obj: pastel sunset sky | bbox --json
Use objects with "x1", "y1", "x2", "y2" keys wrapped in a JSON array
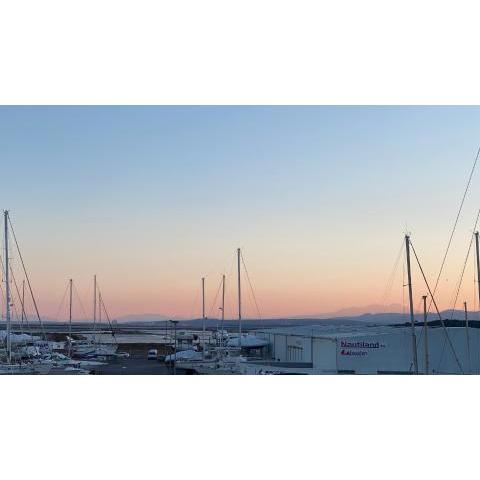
[{"x1": 2, "y1": 106, "x2": 480, "y2": 321}]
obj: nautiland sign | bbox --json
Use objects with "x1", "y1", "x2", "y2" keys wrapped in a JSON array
[{"x1": 339, "y1": 340, "x2": 386, "y2": 357}]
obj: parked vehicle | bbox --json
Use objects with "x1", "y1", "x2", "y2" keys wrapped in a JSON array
[{"x1": 147, "y1": 349, "x2": 158, "y2": 360}]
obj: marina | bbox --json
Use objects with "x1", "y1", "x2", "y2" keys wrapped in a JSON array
[
  {"x1": 2, "y1": 109, "x2": 480, "y2": 376},
  {"x1": 3, "y1": 213, "x2": 480, "y2": 374},
  {"x1": 6, "y1": 320, "x2": 479, "y2": 375}
]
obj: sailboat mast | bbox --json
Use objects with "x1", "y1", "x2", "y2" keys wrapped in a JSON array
[
  {"x1": 464, "y1": 301, "x2": 471, "y2": 374},
  {"x1": 4, "y1": 211, "x2": 11, "y2": 363},
  {"x1": 99, "y1": 292, "x2": 102, "y2": 325},
  {"x1": 69, "y1": 279, "x2": 73, "y2": 324},
  {"x1": 221, "y1": 274, "x2": 225, "y2": 347},
  {"x1": 93, "y1": 274, "x2": 97, "y2": 342},
  {"x1": 69, "y1": 279, "x2": 73, "y2": 355},
  {"x1": 202, "y1": 277, "x2": 205, "y2": 358},
  {"x1": 422, "y1": 295, "x2": 429, "y2": 374},
  {"x1": 405, "y1": 235, "x2": 419, "y2": 374},
  {"x1": 237, "y1": 248, "x2": 242, "y2": 345},
  {"x1": 21, "y1": 280, "x2": 25, "y2": 326},
  {"x1": 475, "y1": 232, "x2": 480, "y2": 315}
]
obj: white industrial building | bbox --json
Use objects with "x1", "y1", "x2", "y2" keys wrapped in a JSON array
[{"x1": 242, "y1": 324, "x2": 480, "y2": 374}]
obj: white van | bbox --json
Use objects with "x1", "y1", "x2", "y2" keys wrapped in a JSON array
[{"x1": 147, "y1": 349, "x2": 158, "y2": 360}]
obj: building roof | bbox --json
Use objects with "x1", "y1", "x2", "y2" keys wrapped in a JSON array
[{"x1": 254, "y1": 323, "x2": 430, "y2": 339}]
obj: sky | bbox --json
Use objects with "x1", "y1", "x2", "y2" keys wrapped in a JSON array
[{"x1": 1, "y1": 106, "x2": 480, "y2": 321}]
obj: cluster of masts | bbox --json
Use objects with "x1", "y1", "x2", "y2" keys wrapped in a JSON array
[
  {"x1": 1, "y1": 211, "x2": 119, "y2": 372},
  {"x1": 64, "y1": 275, "x2": 116, "y2": 355},
  {"x1": 2, "y1": 208, "x2": 249, "y2": 368},
  {"x1": 6, "y1": 209, "x2": 475, "y2": 374},
  {"x1": 404, "y1": 231, "x2": 480, "y2": 374},
  {"x1": 200, "y1": 248, "x2": 243, "y2": 355}
]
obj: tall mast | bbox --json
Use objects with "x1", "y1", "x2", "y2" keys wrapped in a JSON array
[
  {"x1": 69, "y1": 279, "x2": 73, "y2": 356},
  {"x1": 237, "y1": 248, "x2": 242, "y2": 346},
  {"x1": 464, "y1": 301, "x2": 471, "y2": 374},
  {"x1": 95, "y1": 281, "x2": 102, "y2": 344},
  {"x1": 99, "y1": 292, "x2": 102, "y2": 326},
  {"x1": 202, "y1": 277, "x2": 206, "y2": 358},
  {"x1": 475, "y1": 232, "x2": 480, "y2": 315},
  {"x1": 21, "y1": 279, "x2": 25, "y2": 327},
  {"x1": 69, "y1": 279, "x2": 73, "y2": 327},
  {"x1": 422, "y1": 295, "x2": 429, "y2": 375},
  {"x1": 93, "y1": 274, "x2": 97, "y2": 342},
  {"x1": 221, "y1": 274, "x2": 225, "y2": 347},
  {"x1": 4, "y1": 211, "x2": 11, "y2": 363},
  {"x1": 405, "y1": 235, "x2": 418, "y2": 374}
]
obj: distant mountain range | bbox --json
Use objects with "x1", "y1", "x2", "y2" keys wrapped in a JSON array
[
  {"x1": 11, "y1": 304, "x2": 475, "y2": 327},
  {"x1": 113, "y1": 304, "x2": 407, "y2": 323},
  {"x1": 287, "y1": 303, "x2": 406, "y2": 319},
  {"x1": 110, "y1": 304, "x2": 476, "y2": 328},
  {"x1": 116, "y1": 313, "x2": 172, "y2": 323}
]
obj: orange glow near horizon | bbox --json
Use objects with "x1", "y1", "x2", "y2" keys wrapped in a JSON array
[{"x1": 11, "y1": 231, "x2": 480, "y2": 321}]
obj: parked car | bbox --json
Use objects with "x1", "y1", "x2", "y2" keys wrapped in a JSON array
[{"x1": 147, "y1": 349, "x2": 158, "y2": 360}]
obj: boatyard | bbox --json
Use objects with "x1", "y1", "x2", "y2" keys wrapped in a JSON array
[{"x1": 12, "y1": 316, "x2": 476, "y2": 375}]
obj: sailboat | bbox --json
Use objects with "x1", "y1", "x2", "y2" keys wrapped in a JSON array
[
  {"x1": 174, "y1": 248, "x2": 267, "y2": 374},
  {"x1": 0, "y1": 211, "x2": 38, "y2": 374},
  {"x1": 69, "y1": 275, "x2": 118, "y2": 358},
  {"x1": 226, "y1": 334, "x2": 269, "y2": 349}
]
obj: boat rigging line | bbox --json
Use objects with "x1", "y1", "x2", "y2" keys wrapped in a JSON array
[
  {"x1": 53, "y1": 281, "x2": 70, "y2": 322},
  {"x1": 438, "y1": 209, "x2": 480, "y2": 370},
  {"x1": 207, "y1": 275, "x2": 223, "y2": 319},
  {"x1": 447, "y1": 208, "x2": 480, "y2": 323},
  {"x1": 7, "y1": 213, "x2": 47, "y2": 341},
  {"x1": 379, "y1": 239, "x2": 404, "y2": 306},
  {"x1": 427, "y1": 146, "x2": 480, "y2": 316},
  {"x1": 9, "y1": 267, "x2": 31, "y2": 331},
  {"x1": 72, "y1": 281, "x2": 91, "y2": 322},
  {"x1": 0, "y1": 254, "x2": 33, "y2": 333},
  {"x1": 409, "y1": 239, "x2": 464, "y2": 373},
  {"x1": 240, "y1": 249, "x2": 263, "y2": 326},
  {"x1": 95, "y1": 280, "x2": 118, "y2": 345},
  {"x1": 0, "y1": 265, "x2": 23, "y2": 329}
]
